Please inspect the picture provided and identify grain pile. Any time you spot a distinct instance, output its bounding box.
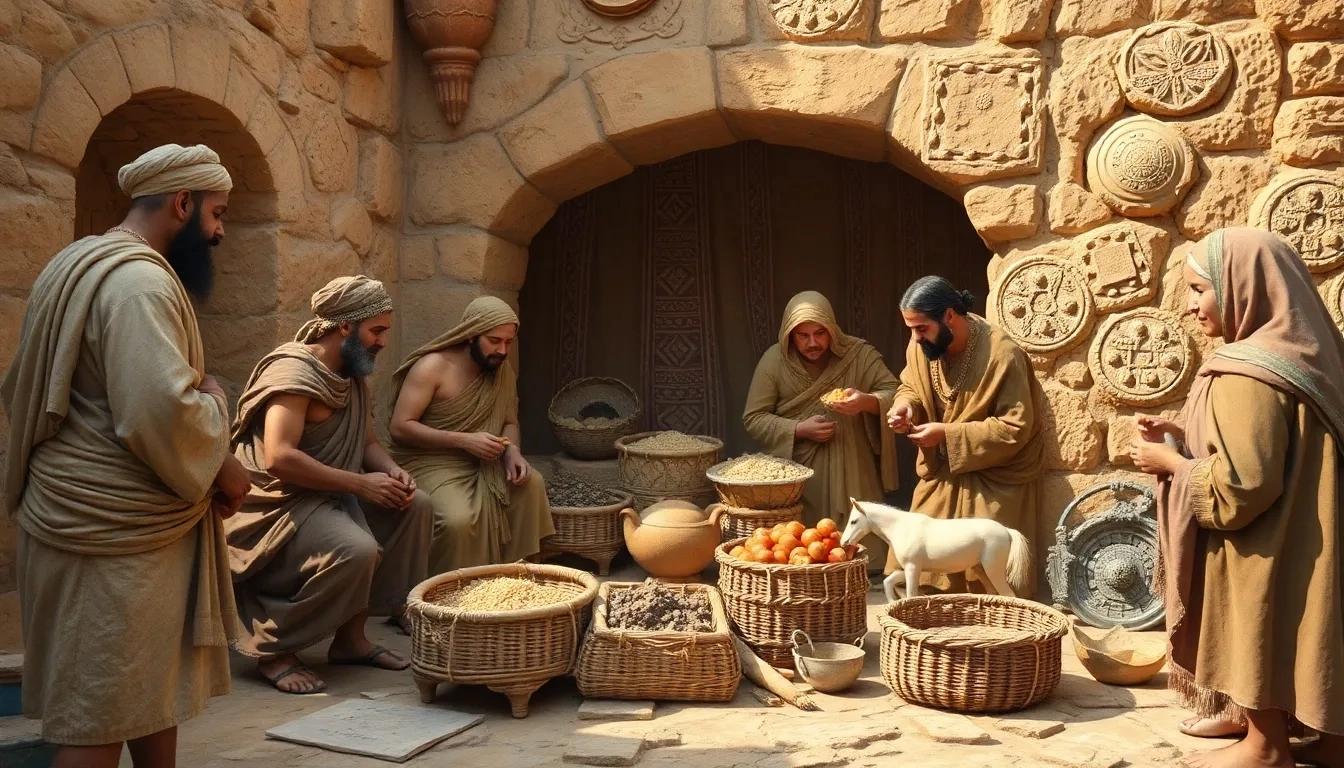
[546,474,625,508]
[628,431,713,452]
[433,576,574,611]
[820,388,847,406]
[607,579,713,632]
[716,453,811,482]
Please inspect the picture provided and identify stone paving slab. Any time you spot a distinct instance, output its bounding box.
[577,700,656,722]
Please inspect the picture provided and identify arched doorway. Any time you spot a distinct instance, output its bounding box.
[519,141,991,494]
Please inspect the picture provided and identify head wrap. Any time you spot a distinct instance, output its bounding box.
[391,296,520,398]
[117,143,233,199]
[294,275,394,343]
[778,291,857,361]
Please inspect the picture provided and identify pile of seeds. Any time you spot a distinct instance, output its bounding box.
[546,473,625,508]
[820,388,847,406]
[433,576,574,611]
[715,453,811,482]
[607,579,713,633]
[628,431,714,452]
[554,414,620,429]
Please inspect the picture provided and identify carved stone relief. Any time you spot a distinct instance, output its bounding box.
[1118,22,1233,117]
[1076,223,1164,314]
[1249,174,1344,274]
[1324,272,1344,332]
[582,0,658,16]
[558,0,683,49]
[923,56,1045,182]
[990,254,1095,355]
[1086,115,1198,217]
[763,0,870,40]
[1089,308,1194,407]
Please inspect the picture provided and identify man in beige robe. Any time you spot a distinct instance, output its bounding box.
[743,291,901,538]
[389,296,554,574]
[2,144,249,766]
[889,276,1044,594]
[226,276,432,695]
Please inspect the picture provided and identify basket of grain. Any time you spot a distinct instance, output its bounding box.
[706,454,814,510]
[540,474,633,576]
[714,539,869,669]
[714,502,804,543]
[616,431,723,510]
[407,563,599,718]
[878,594,1069,713]
[575,580,741,702]
[548,378,641,460]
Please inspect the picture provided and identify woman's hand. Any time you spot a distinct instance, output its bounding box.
[1129,441,1186,476]
[1136,414,1185,445]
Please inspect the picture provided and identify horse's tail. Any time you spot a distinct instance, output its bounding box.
[1004,527,1033,597]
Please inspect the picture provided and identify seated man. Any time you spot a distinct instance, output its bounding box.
[226,275,432,695]
[389,296,554,574]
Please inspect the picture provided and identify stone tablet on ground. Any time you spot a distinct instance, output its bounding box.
[265,699,484,763]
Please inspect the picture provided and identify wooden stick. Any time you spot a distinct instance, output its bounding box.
[748,684,783,707]
[732,636,818,711]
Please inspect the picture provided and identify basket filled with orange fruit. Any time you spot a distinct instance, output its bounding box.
[714,518,868,669]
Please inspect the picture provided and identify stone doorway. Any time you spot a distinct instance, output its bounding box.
[519,141,991,491]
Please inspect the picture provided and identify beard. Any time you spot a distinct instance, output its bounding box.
[918,321,956,360]
[470,336,507,371]
[340,328,379,378]
[165,205,217,301]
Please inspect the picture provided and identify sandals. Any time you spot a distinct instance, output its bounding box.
[328,644,410,671]
[261,662,328,695]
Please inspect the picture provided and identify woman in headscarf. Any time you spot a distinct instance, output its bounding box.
[1130,228,1344,768]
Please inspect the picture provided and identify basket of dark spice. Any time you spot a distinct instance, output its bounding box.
[575,579,741,702]
[540,474,633,576]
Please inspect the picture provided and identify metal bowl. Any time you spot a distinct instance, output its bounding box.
[791,630,866,693]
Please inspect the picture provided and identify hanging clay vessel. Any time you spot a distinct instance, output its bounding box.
[403,0,498,126]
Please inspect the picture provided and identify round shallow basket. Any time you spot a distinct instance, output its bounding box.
[407,563,599,718]
[705,459,813,510]
[548,378,641,460]
[714,539,869,669]
[540,492,634,576]
[575,582,741,702]
[616,432,723,510]
[878,594,1069,713]
[714,502,804,543]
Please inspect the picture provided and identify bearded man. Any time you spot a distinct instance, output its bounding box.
[2,144,249,767]
[225,276,432,695]
[888,276,1044,594]
[388,296,554,574]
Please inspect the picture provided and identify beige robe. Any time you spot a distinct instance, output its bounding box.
[895,315,1044,593]
[4,232,234,745]
[225,343,430,656]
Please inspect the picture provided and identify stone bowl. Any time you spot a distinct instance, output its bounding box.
[1071,622,1167,686]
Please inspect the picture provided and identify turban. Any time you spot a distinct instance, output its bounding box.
[294,275,394,343]
[117,143,233,199]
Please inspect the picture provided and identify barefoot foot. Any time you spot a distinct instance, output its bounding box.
[1181,737,1294,768]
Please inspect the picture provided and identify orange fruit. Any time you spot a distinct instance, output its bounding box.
[730,545,747,559]
[776,533,800,552]
[785,521,806,539]
[789,554,812,566]
[789,546,809,559]
[807,540,828,562]
[771,523,788,539]
[800,529,821,546]
[827,547,848,563]
[772,548,790,564]
[753,527,771,540]
[816,518,838,537]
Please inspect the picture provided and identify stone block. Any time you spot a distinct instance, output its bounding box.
[964,183,1041,242]
[1054,0,1149,36]
[246,0,312,57]
[276,237,362,312]
[433,228,528,290]
[408,135,557,245]
[301,56,341,103]
[1274,97,1344,167]
[0,294,26,372]
[1168,21,1281,151]
[563,733,645,766]
[1050,33,1126,164]
[304,109,357,193]
[246,97,290,157]
[205,226,280,316]
[405,53,570,142]
[986,0,1052,42]
[1042,382,1105,472]
[265,137,304,222]
[498,80,634,202]
[1055,360,1093,389]
[0,44,42,111]
[1151,0,1253,23]
[577,700,655,722]
[718,45,907,163]
[357,134,401,221]
[401,235,436,281]
[1106,414,1140,465]
[1048,182,1113,235]
[0,144,26,187]
[15,1,76,63]
[1256,0,1344,41]
[707,0,750,46]
[311,0,394,66]
[994,713,1066,739]
[1177,152,1276,239]
[904,709,995,745]
[482,0,529,57]
[226,11,286,94]
[922,52,1046,184]
[399,279,484,350]
[878,0,973,42]
[586,47,733,167]
[172,24,230,104]
[113,24,174,96]
[224,57,266,128]
[68,35,133,117]
[362,224,397,282]
[1287,42,1344,97]
[0,189,70,290]
[344,64,399,135]
[331,197,373,255]
[30,68,101,169]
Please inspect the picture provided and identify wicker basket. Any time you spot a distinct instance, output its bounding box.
[705,460,813,509]
[540,492,633,576]
[616,432,723,510]
[548,378,641,460]
[406,563,599,718]
[714,539,869,669]
[575,582,741,702]
[713,502,804,543]
[878,594,1069,713]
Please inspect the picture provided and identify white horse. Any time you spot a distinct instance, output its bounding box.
[840,498,1031,602]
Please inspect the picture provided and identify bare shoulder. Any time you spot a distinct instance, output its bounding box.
[407,349,449,380]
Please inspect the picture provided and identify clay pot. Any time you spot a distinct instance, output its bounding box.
[403,0,498,125]
[621,503,724,581]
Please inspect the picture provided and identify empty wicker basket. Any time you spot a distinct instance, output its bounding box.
[548,378,641,460]
[706,459,813,510]
[713,502,804,543]
[878,594,1069,713]
[541,492,633,576]
[616,432,723,510]
[715,539,869,669]
[575,582,741,702]
[406,563,598,718]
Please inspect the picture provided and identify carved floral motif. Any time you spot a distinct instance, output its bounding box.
[1249,175,1344,274]
[582,0,658,17]
[766,0,863,37]
[1088,308,1194,406]
[990,255,1095,355]
[1118,22,1233,117]
[558,0,683,49]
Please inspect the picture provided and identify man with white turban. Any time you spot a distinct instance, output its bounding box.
[388,296,555,574]
[2,143,249,765]
[225,275,432,695]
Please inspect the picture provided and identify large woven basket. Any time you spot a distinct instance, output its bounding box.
[713,502,804,543]
[575,582,741,702]
[714,539,869,669]
[540,492,633,576]
[616,432,723,510]
[705,459,813,509]
[548,378,641,460]
[406,563,599,718]
[878,594,1069,713]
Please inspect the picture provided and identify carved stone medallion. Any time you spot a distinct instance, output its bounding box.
[1086,115,1198,217]
[1076,223,1162,314]
[1089,308,1194,406]
[923,56,1045,181]
[1248,174,1344,274]
[558,0,683,49]
[1324,273,1344,331]
[582,0,658,17]
[990,255,1095,355]
[765,0,864,38]
[1118,21,1233,117]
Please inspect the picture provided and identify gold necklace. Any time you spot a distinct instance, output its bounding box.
[930,320,981,402]
[106,225,150,247]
